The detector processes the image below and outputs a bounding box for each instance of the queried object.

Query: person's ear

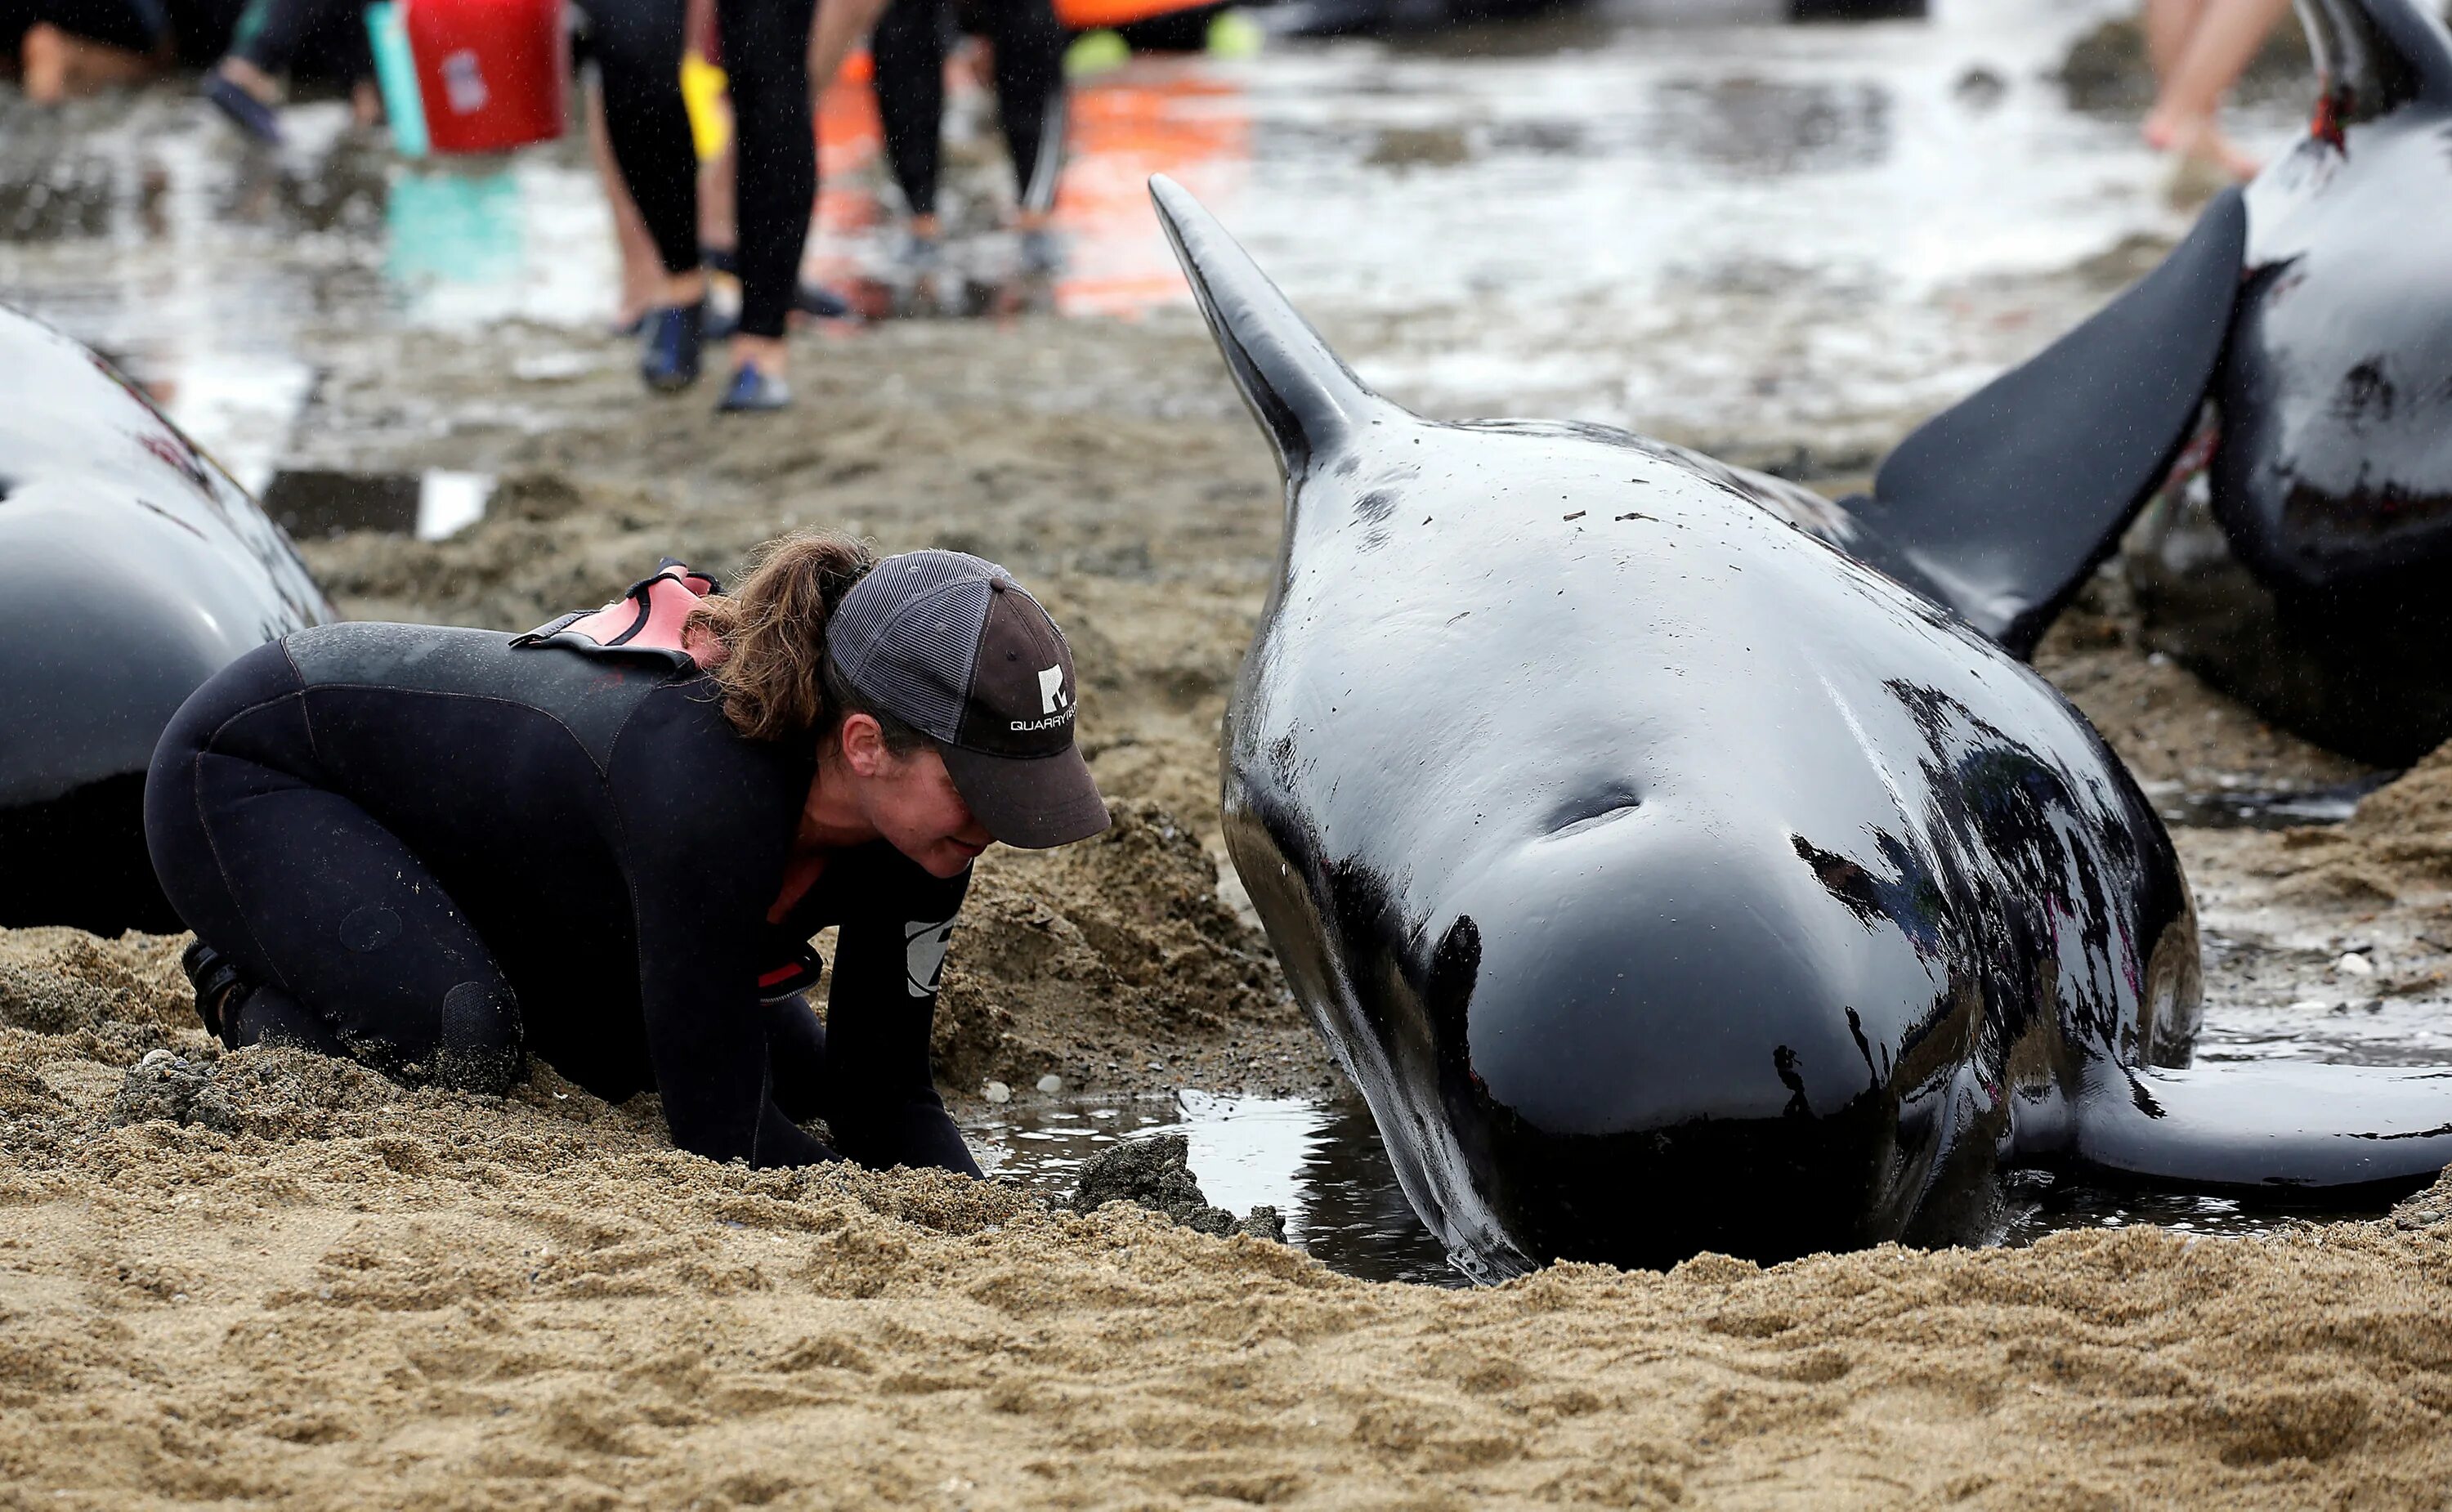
[839,713,887,776]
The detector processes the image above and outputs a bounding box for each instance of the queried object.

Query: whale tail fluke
[2065,1059,2452,1202]
[1148,175,1392,478]
[1841,187,2247,658]
[2299,0,2452,124]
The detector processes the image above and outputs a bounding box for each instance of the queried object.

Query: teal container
[384,168,521,301]
[365,2,430,159]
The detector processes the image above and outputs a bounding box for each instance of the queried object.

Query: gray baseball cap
[827,550,1110,849]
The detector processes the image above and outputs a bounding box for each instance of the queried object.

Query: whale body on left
[1152,177,2452,1277]
[0,306,334,933]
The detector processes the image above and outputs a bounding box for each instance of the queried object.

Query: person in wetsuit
[144,536,1108,1172]
[868,0,1069,275]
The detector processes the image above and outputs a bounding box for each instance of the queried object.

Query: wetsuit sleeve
[609,696,833,1169]
[821,861,981,1177]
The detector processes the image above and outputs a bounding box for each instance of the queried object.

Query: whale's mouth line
[1543,799,1641,840]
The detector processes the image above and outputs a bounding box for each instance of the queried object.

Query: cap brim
[940,740,1112,849]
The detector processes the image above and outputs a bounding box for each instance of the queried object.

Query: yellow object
[681,51,732,163]
[1206,10,1262,58]
[1063,29,1130,78]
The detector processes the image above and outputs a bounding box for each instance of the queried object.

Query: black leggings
[141,646,833,1106]
[870,0,1067,219]
[591,0,816,338]
[224,0,365,78]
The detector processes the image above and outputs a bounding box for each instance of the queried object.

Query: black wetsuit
[586,0,815,338]
[143,623,978,1175]
[870,0,1067,219]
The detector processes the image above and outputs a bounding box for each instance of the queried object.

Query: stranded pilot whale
[0,305,334,934]
[1837,0,2452,764]
[1149,175,2452,1277]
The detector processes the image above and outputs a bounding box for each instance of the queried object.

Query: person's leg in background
[978,0,1066,268]
[591,0,713,390]
[2140,0,2292,179]
[11,0,168,106]
[868,0,946,259]
[805,0,886,98]
[199,0,367,140]
[586,72,674,334]
[709,0,816,409]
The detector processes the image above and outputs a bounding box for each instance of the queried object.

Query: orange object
[1053,0,1210,29]
[402,0,568,154]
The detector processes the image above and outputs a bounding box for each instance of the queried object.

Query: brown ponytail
[686,530,885,745]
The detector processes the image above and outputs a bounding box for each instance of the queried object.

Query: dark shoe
[1018,226,1065,277]
[716,364,791,413]
[703,301,741,342]
[202,72,283,145]
[639,302,705,392]
[179,938,252,1045]
[794,280,854,320]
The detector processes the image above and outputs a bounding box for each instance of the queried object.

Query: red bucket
[403,0,568,154]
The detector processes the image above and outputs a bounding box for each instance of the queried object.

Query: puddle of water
[964,1076,2408,1286]
[261,467,494,539]
[1997,1173,2361,1246]
[963,1088,1466,1285]
[2150,773,2397,831]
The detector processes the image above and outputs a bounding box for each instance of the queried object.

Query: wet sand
[2,301,2452,1499]
[7,986,2452,1505]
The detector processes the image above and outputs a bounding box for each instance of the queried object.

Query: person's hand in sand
[2141,0,2295,179]
[145,533,1108,1175]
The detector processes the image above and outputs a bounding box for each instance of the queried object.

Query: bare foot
[350,77,383,127]
[2143,107,2262,180]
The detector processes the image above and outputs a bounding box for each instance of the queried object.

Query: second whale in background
[1844,0,2452,765]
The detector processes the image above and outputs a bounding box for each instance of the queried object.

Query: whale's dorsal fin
[1148,175,1389,477]
[2301,0,2452,124]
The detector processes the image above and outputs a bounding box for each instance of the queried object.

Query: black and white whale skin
[0,305,334,933]
[1151,176,2452,1277]
[1850,0,2452,764]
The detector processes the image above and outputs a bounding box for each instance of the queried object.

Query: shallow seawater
[2,0,2310,477]
[964,1077,2395,1287]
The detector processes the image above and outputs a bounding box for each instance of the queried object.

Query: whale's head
[1145,179,2170,1273]
[2218,0,2452,602]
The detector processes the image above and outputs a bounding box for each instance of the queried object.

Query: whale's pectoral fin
[2067,1059,2452,1201]
[1148,175,1391,479]
[1842,188,2247,660]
